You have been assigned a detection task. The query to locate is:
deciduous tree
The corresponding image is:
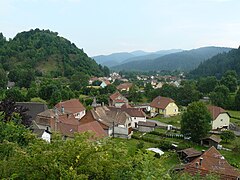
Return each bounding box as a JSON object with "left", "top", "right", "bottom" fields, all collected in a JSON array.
[{"left": 181, "top": 101, "right": 211, "bottom": 142}]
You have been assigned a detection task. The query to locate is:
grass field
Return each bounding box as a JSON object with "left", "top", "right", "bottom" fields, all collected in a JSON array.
[
  {"left": 227, "top": 110, "right": 240, "bottom": 127},
  {"left": 112, "top": 137, "right": 181, "bottom": 173}
]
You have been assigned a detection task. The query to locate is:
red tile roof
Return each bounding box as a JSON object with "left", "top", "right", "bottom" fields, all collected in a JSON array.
[
  {"left": 109, "top": 92, "right": 122, "bottom": 101},
  {"left": 58, "top": 123, "right": 78, "bottom": 137},
  {"left": 55, "top": 99, "right": 85, "bottom": 114},
  {"left": 78, "top": 121, "right": 107, "bottom": 138},
  {"left": 109, "top": 92, "right": 128, "bottom": 104},
  {"left": 150, "top": 96, "right": 175, "bottom": 110},
  {"left": 184, "top": 146, "right": 240, "bottom": 179},
  {"left": 57, "top": 113, "right": 106, "bottom": 138},
  {"left": 207, "top": 105, "right": 229, "bottom": 120},
  {"left": 104, "top": 80, "right": 111, "bottom": 85},
  {"left": 116, "top": 83, "right": 133, "bottom": 90},
  {"left": 120, "top": 107, "right": 146, "bottom": 117}
]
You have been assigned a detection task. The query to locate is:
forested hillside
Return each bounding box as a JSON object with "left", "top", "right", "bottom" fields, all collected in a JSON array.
[
  {"left": 189, "top": 47, "right": 240, "bottom": 78},
  {"left": 0, "top": 29, "right": 108, "bottom": 78},
  {"left": 112, "top": 47, "right": 232, "bottom": 72}
]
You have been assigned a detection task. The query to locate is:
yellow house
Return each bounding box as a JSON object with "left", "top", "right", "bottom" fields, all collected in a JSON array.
[
  {"left": 150, "top": 96, "right": 178, "bottom": 117},
  {"left": 207, "top": 105, "right": 230, "bottom": 130}
]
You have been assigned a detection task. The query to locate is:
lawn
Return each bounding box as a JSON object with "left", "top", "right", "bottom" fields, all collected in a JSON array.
[
  {"left": 112, "top": 137, "right": 181, "bottom": 173},
  {"left": 112, "top": 138, "right": 156, "bottom": 155},
  {"left": 227, "top": 110, "right": 240, "bottom": 127},
  {"left": 151, "top": 115, "right": 182, "bottom": 127}
]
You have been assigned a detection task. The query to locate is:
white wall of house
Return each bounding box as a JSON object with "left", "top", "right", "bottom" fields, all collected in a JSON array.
[
  {"left": 131, "top": 117, "right": 146, "bottom": 128},
  {"left": 41, "top": 131, "right": 51, "bottom": 143},
  {"left": 212, "top": 113, "right": 230, "bottom": 130},
  {"left": 100, "top": 82, "right": 107, "bottom": 88},
  {"left": 115, "top": 102, "right": 125, "bottom": 108},
  {"left": 74, "top": 110, "right": 86, "bottom": 120}
]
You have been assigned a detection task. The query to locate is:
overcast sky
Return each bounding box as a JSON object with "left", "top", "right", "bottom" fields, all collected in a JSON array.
[{"left": 0, "top": 0, "right": 240, "bottom": 56}]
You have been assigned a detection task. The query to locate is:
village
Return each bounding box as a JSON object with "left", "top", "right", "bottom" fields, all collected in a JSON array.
[{"left": 12, "top": 71, "right": 239, "bottom": 179}]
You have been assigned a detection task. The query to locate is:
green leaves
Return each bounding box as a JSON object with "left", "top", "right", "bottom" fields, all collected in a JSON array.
[{"left": 181, "top": 102, "right": 211, "bottom": 142}]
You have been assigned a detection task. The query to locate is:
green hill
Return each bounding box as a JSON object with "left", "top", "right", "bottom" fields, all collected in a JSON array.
[
  {"left": 0, "top": 29, "right": 107, "bottom": 77},
  {"left": 111, "top": 47, "right": 232, "bottom": 72},
  {"left": 189, "top": 47, "right": 240, "bottom": 78}
]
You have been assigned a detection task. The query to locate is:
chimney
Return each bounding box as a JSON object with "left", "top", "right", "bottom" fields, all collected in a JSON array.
[
  {"left": 61, "top": 105, "right": 65, "bottom": 114},
  {"left": 199, "top": 157, "right": 203, "bottom": 166},
  {"left": 92, "top": 97, "right": 97, "bottom": 108}
]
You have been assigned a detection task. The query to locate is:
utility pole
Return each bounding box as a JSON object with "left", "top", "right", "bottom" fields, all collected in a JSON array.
[{"left": 112, "top": 121, "right": 115, "bottom": 138}]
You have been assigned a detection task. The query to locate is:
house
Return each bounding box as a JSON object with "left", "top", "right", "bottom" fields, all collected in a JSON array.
[
  {"left": 109, "top": 92, "right": 128, "bottom": 108},
  {"left": 91, "top": 106, "right": 133, "bottom": 138},
  {"left": 150, "top": 96, "right": 179, "bottom": 117},
  {"left": 207, "top": 105, "right": 230, "bottom": 130},
  {"left": 100, "top": 80, "right": 111, "bottom": 88},
  {"left": 177, "top": 148, "right": 202, "bottom": 163},
  {"left": 55, "top": 99, "right": 86, "bottom": 120},
  {"left": 116, "top": 83, "right": 133, "bottom": 92},
  {"left": 133, "top": 103, "right": 151, "bottom": 112},
  {"left": 201, "top": 135, "right": 222, "bottom": 149},
  {"left": 184, "top": 146, "right": 240, "bottom": 179},
  {"left": 32, "top": 129, "right": 51, "bottom": 142},
  {"left": 120, "top": 107, "right": 147, "bottom": 128},
  {"left": 89, "top": 77, "right": 99, "bottom": 85},
  {"left": 138, "top": 121, "right": 157, "bottom": 132},
  {"left": 34, "top": 109, "right": 107, "bottom": 139}
]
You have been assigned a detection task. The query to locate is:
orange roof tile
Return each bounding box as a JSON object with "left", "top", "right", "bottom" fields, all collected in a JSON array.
[
  {"left": 55, "top": 99, "right": 85, "bottom": 114},
  {"left": 78, "top": 121, "right": 107, "bottom": 138},
  {"left": 184, "top": 146, "right": 240, "bottom": 179}
]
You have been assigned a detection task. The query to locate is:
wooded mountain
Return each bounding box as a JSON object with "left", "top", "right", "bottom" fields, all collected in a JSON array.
[
  {"left": 93, "top": 49, "right": 182, "bottom": 67},
  {"left": 189, "top": 47, "right": 240, "bottom": 78},
  {"left": 111, "top": 47, "right": 232, "bottom": 72},
  {"left": 93, "top": 52, "right": 135, "bottom": 67},
  {"left": 0, "top": 29, "right": 107, "bottom": 77}
]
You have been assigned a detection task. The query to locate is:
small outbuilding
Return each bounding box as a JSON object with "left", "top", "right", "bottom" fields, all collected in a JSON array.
[
  {"left": 201, "top": 135, "right": 222, "bottom": 149},
  {"left": 138, "top": 121, "right": 157, "bottom": 132}
]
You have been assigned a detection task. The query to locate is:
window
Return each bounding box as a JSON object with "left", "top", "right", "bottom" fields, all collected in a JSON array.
[{"left": 221, "top": 119, "right": 223, "bottom": 121}]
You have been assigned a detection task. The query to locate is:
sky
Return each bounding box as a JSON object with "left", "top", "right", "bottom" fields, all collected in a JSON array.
[{"left": 0, "top": 0, "right": 240, "bottom": 56}]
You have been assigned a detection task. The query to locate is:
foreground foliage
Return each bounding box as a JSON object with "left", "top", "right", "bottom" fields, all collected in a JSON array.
[{"left": 0, "top": 122, "right": 170, "bottom": 179}]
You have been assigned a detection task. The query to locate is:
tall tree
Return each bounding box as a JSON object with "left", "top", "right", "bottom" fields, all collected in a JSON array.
[
  {"left": 0, "top": 67, "right": 8, "bottom": 89},
  {"left": 220, "top": 70, "right": 238, "bottom": 93},
  {"left": 235, "top": 88, "right": 240, "bottom": 110},
  {"left": 181, "top": 101, "right": 211, "bottom": 142},
  {"left": 210, "top": 85, "right": 230, "bottom": 108},
  {"left": 197, "top": 76, "right": 218, "bottom": 94},
  {"left": 177, "top": 81, "right": 200, "bottom": 106}
]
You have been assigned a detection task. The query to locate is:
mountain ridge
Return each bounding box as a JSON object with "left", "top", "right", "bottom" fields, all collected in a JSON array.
[
  {"left": 111, "top": 46, "right": 233, "bottom": 72},
  {"left": 189, "top": 47, "right": 240, "bottom": 78}
]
